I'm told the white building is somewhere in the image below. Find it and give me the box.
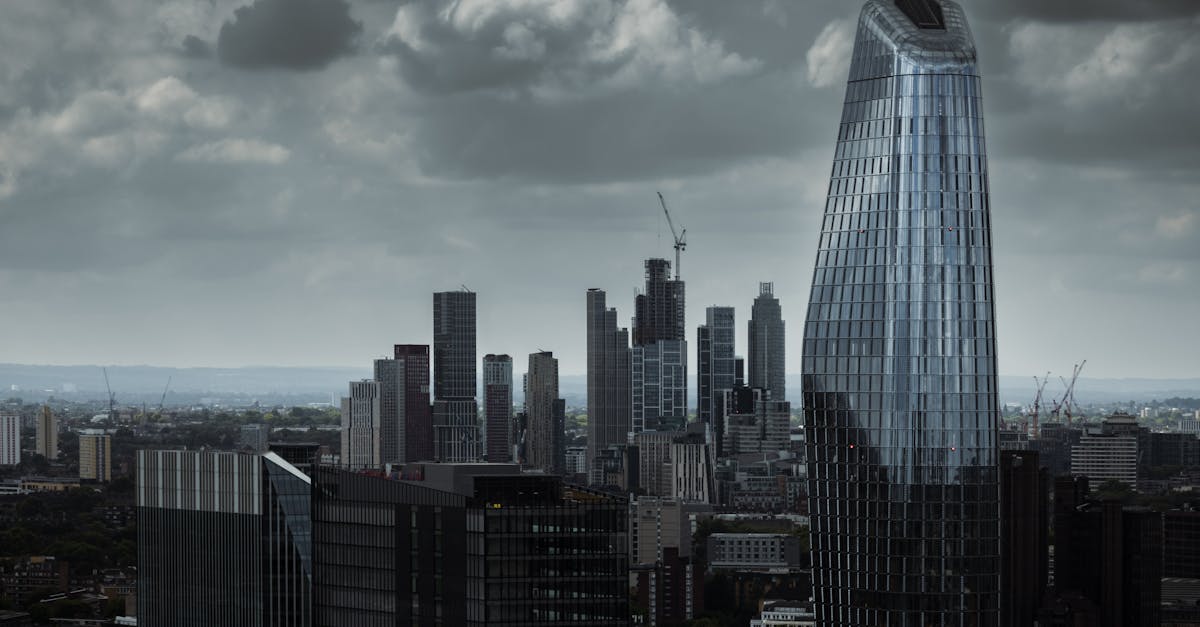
[341,380,381,469]
[750,600,817,627]
[1070,432,1137,489]
[0,414,19,467]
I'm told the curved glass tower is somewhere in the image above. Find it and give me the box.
[802,1,999,625]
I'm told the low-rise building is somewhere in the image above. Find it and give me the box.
[707,533,803,573]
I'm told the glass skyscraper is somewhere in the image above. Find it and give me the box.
[802,1,1000,625]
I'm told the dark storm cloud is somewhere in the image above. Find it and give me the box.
[974,0,1200,23]
[217,0,362,70]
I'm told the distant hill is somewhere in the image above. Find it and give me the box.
[3,364,1197,408]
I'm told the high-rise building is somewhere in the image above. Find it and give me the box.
[999,450,1048,627]
[0,414,19,467]
[374,358,405,464]
[721,387,791,456]
[340,380,381,469]
[802,2,1001,623]
[698,306,736,448]
[311,463,628,626]
[630,497,711,624]
[79,432,111,482]
[748,282,785,402]
[586,289,632,485]
[433,290,481,462]
[483,354,513,463]
[137,449,312,626]
[633,258,684,346]
[632,259,688,434]
[35,406,57,460]
[524,351,565,474]
[632,340,687,433]
[394,344,433,463]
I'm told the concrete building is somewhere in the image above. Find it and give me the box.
[586,289,632,485]
[1070,432,1138,489]
[747,282,785,402]
[137,450,312,626]
[0,414,19,467]
[564,446,587,476]
[35,406,56,460]
[633,430,678,497]
[722,387,791,456]
[671,430,713,504]
[630,497,712,626]
[340,379,381,469]
[751,600,818,627]
[79,432,112,482]
[633,258,685,346]
[524,351,565,474]
[632,259,688,434]
[433,290,481,462]
[707,533,804,572]
[483,354,513,463]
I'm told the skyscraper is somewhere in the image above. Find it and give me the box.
[374,358,405,464]
[632,259,687,433]
[748,282,785,401]
[586,289,632,485]
[137,449,312,626]
[697,306,735,450]
[0,414,20,467]
[433,290,481,462]
[394,344,433,463]
[483,354,513,463]
[341,380,381,469]
[524,351,565,474]
[802,2,1000,624]
[79,432,112,482]
[35,405,57,460]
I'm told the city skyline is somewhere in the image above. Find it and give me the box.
[0,1,1197,381]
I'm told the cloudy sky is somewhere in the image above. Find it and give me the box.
[0,0,1196,380]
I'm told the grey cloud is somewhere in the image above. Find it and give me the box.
[181,34,213,58]
[217,0,362,70]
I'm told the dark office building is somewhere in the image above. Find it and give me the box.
[312,463,628,626]
[483,354,513,463]
[633,258,684,346]
[1029,423,1082,477]
[1000,450,1048,627]
[1165,510,1200,579]
[802,1,1000,623]
[747,282,785,402]
[137,450,312,626]
[394,344,433,462]
[1054,475,1162,627]
[698,306,735,449]
[433,291,480,462]
[525,351,565,474]
[1147,431,1200,468]
[586,289,632,485]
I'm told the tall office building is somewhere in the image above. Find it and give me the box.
[633,258,685,345]
[698,306,736,449]
[35,406,57,460]
[311,463,628,626]
[802,2,1000,624]
[433,290,481,462]
[483,354,513,463]
[999,450,1048,627]
[525,351,565,474]
[394,344,433,462]
[137,449,312,626]
[340,380,381,469]
[586,289,632,485]
[748,282,785,402]
[374,358,405,464]
[0,414,19,467]
[79,432,112,482]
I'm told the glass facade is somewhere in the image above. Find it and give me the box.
[802,2,1000,625]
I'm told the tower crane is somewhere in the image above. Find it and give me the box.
[102,367,116,422]
[1029,372,1050,438]
[657,192,687,280]
[158,376,172,417]
[1062,360,1086,425]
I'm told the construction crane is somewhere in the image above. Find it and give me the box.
[1061,360,1086,425]
[158,376,172,417]
[1029,372,1050,438]
[102,367,116,422]
[657,192,686,280]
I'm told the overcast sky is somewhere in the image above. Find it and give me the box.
[0,0,1196,379]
